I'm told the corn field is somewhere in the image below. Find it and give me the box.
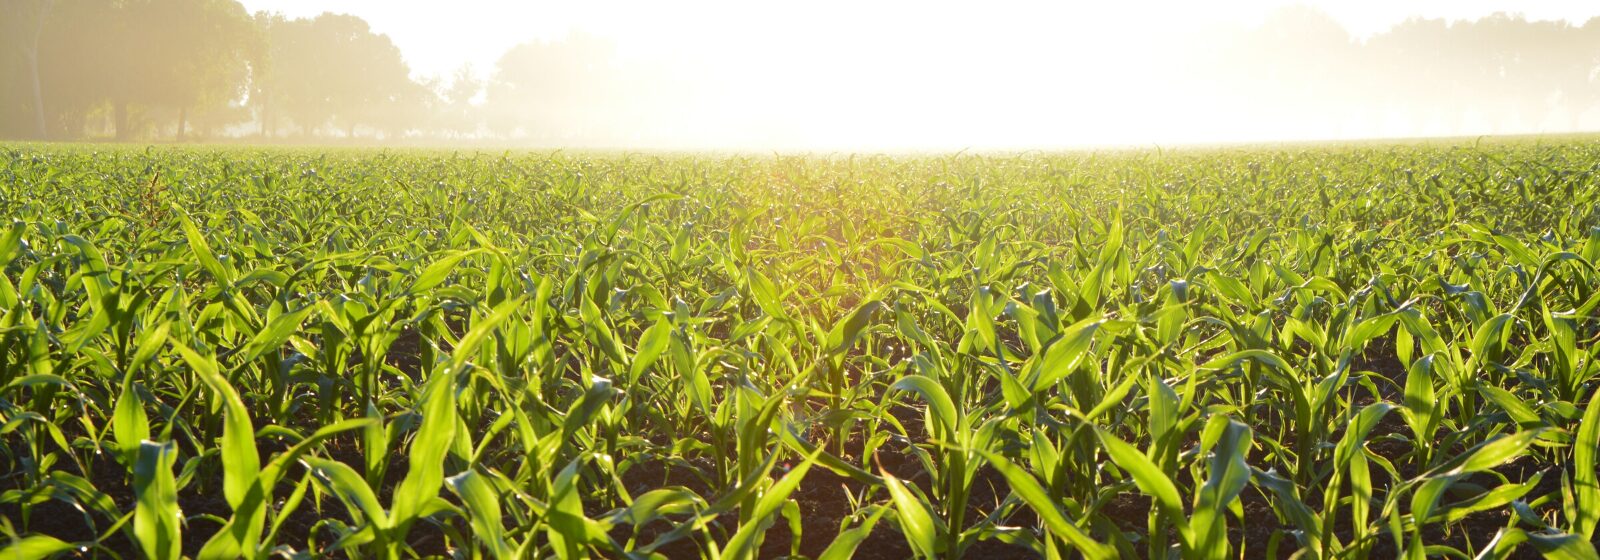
[2,142,1600,559]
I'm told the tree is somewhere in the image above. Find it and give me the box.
[1565,19,1600,128]
[255,13,424,138]
[248,11,283,137]
[485,33,629,141]
[1,0,53,139]
[35,0,122,138]
[1238,6,1357,137]
[436,64,483,138]
[119,0,254,140]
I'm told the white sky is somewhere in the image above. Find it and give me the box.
[238,0,1599,82]
[237,1,1600,149]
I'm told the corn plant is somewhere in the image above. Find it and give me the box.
[1,141,1598,559]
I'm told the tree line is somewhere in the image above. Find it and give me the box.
[0,0,437,141]
[1200,7,1600,137]
[2,2,1599,143]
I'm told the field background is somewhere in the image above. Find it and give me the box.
[2,139,1600,559]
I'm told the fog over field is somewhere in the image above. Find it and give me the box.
[4,0,1600,148]
[8,3,1600,560]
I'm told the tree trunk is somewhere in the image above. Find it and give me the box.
[177,107,187,141]
[114,102,130,140]
[24,47,45,139]
[23,1,49,139]
[259,97,271,138]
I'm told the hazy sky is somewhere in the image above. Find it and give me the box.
[239,0,1599,80]
[235,0,1600,149]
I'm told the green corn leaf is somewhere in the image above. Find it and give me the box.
[1410,475,1458,528]
[1414,430,1545,527]
[410,249,485,293]
[28,319,51,377]
[447,295,527,373]
[0,535,78,560]
[177,345,260,510]
[237,304,315,364]
[818,506,889,560]
[1443,429,1543,477]
[111,370,149,465]
[127,321,171,376]
[1479,385,1544,428]
[983,453,1116,560]
[176,209,233,284]
[628,318,672,384]
[1335,403,1395,468]
[1086,367,1140,420]
[1192,419,1253,560]
[1437,474,1541,523]
[722,453,817,559]
[826,300,884,355]
[1572,386,1599,538]
[1097,429,1184,522]
[1403,355,1438,439]
[1030,315,1102,391]
[391,368,458,527]
[447,469,514,559]
[133,440,181,560]
[1465,313,1514,374]
[777,425,882,485]
[0,221,24,266]
[614,487,704,527]
[887,375,959,442]
[305,457,391,529]
[195,419,375,559]
[546,458,602,559]
[1526,532,1600,560]
[882,470,940,558]
[747,268,790,322]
